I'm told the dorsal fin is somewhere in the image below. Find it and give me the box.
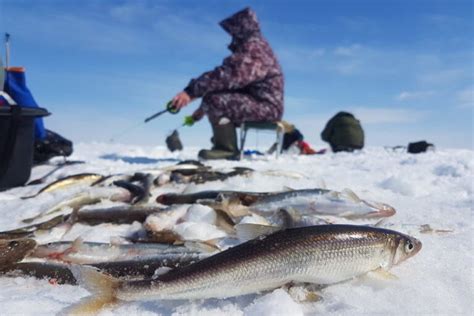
[342,188,361,202]
[235,223,280,241]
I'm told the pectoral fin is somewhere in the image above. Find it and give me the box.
[285,283,323,303]
[370,268,399,280]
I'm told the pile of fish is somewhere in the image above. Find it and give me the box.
[0,160,423,313]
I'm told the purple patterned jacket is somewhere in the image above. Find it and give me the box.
[184,8,284,117]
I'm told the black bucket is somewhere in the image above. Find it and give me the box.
[0,105,50,190]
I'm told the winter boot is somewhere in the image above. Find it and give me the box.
[198,122,239,160]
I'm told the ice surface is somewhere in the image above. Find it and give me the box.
[0,143,472,315]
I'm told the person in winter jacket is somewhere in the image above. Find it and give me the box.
[321,111,364,152]
[278,121,318,155]
[171,7,284,160]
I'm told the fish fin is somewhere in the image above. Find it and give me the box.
[419,224,453,234]
[202,239,221,250]
[214,209,236,234]
[235,223,280,241]
[218,196,250,218]
[277,208,301,228]
[342,188,361,202]
[66,265,120,315]
[184,241,219,253]
[20,194,37,200]
[70,237,84,252]
[369,268,399,280]
[283,186,295,192]
[286,283,324,303]
[327,191,339,200]
[319,179,327,190]
[373,218,388,227]
[21,216,37,224]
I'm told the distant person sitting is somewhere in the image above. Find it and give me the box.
[171,7,284,160]
[274,121,319,155]
[321,111,364,152]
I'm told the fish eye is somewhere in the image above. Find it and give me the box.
[8,241,19,248]
[405,241,414,252]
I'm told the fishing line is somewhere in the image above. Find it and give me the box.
[108,121,146,143]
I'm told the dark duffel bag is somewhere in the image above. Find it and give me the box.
[407,140,434,154]
[34,129,73,164]
[0,105,50,190]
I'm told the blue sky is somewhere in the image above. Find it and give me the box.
[1,0,472,149]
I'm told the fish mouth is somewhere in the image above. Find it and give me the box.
[410,237,423,257]
[364,201,396,218]
[378,203,396,217]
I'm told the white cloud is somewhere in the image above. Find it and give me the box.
[456,87,474,109]
[151,14,226,52]
[2,2,225,55]
[108,2,159,23]
[333,61,362,75]
[3,8,153,54]
[397,91,435,101]
[350,107,428,124]
[418,68,468,85]
[334,44,362,56]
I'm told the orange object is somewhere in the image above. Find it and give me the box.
[6,67,25,72]
[298,141,317,155]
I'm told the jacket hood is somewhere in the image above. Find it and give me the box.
[219,7,261,40]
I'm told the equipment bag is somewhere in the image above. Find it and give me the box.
[3,67,46,140]
[407,140,434,154]
[34,129,73,164]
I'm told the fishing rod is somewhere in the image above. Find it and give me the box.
[144,100,180,123]
[5,33,10,68]
[109,100,180,142]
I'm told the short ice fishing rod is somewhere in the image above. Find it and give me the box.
[109,100,180,142]
[5,33,10,68]
[144,100,180,123]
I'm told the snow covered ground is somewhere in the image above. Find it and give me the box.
[0,142,472,315]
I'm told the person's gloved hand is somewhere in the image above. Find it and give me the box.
[172,91,192,110]
[183,115,195,126]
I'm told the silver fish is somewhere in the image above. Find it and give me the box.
[30,238,209,264]
[68,225,421,314]
[22,187,132,224]
[21,173,103,199]
[3,255,208,285]
[75,205,164,225]
[246,188,396,219]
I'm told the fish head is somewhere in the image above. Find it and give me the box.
[0,238,37,268]
[391,234,422,265]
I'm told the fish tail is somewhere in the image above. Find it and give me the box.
[65,265,120,315]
